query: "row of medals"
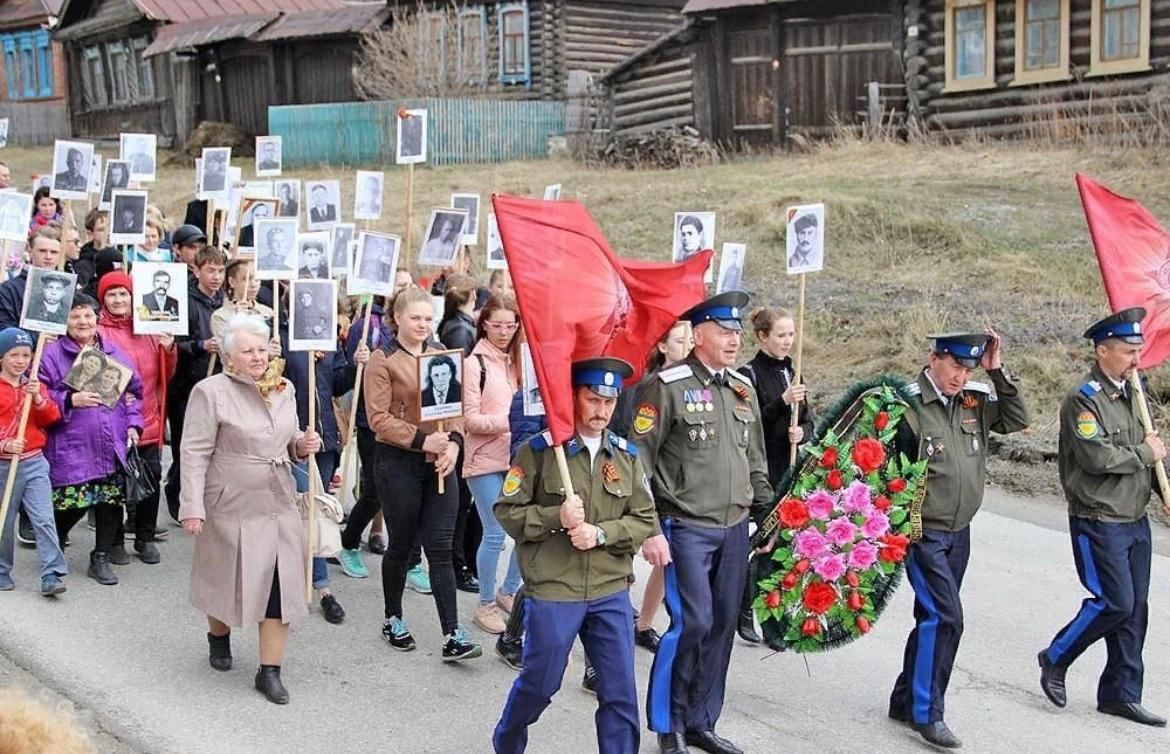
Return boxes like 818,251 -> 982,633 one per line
686,388 -> 715,443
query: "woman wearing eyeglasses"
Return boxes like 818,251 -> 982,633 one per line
462,295 -> 524,635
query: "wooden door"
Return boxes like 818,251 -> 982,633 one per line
220,52 -> 274,136
728,27 -> 780,146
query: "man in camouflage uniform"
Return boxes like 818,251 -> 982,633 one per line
1039,307 -> 1166,727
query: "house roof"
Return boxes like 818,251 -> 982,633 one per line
131,0 -> 346,24
251,2 -> 386,42
0,0 -> 52,30
682,0 -> 771,12
141,13 -> 276,57
601,21 -> 698,82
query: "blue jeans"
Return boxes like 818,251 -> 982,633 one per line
0,454 -> 67,580
293,459 -> 332,591
467,472 -> 522,605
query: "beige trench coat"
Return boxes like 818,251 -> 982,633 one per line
178,372 -> 308,626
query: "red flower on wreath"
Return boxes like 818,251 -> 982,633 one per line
794,559 -> 810,574
852,437 -> 886,474
778,498 -> 810,529
845,570 -> 860,588
887,477 -> 907,493
857,617 -> 871,634
873,495 -> 891,511
874,411 -> 889,431
826,469 -> 844,491
801,618 -> 821,637
879,533 -> 910,563
765,590 -> 781,609
801,582 -> 837,614
781,572 -> 798,590
819,447 -> 839,468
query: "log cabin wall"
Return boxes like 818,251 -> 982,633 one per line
909,0 -> 1170,135
606,36 -> 697,136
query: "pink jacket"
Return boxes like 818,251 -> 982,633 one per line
462,338 -> 519,477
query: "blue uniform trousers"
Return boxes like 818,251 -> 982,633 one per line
890,527 -> 971,725
493,590 -> 638,754
647,518 -> 748,734
1044,516 -> 1151,705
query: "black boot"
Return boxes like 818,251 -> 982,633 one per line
207,632 -> 232,671
736,608 -> 761,644
107,543 -> 131,566
87,551 -> 118,585
134,541 -> 161,565
255,665 -> 289,704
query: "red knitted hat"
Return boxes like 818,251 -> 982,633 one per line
98,270 -> 133,303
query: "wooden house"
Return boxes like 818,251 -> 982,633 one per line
0,0 -> 69,145
52,0 -> 385,144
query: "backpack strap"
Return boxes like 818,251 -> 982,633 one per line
476,353 -> 486,394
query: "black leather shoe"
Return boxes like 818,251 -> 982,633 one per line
255,665 -> 289,705
1038,650 -> 1067,708
686,730 -> 743,754
87,552 -> 118,585
134,541 -> 161,564
455,568 -> 480,593
913,721 -> 962,748
320,594 -> 346,624
636,626 -> 661,653
658,732 -> 690,754
1098,702 -> 1167,727
207,632 -> 232,671
495,636 -> 523,670
107,544 -> 131,566
736,609 -> 761,644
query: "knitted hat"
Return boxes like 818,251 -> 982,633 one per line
0,327 -> 34,357
98,270 -> 133,303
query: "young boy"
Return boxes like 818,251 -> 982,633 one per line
0,328 -> 67,596
164,246 -> 225,522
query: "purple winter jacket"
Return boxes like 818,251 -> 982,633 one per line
40,333 -> 145,488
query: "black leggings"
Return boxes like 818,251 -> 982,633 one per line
265,566 -> 282,620
375,443 -> 459,634
341,426 -> 421,568
56,503 -> 121,554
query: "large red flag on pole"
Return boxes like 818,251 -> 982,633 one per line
492,193 -> 711,445
1076,173 -> 1170,369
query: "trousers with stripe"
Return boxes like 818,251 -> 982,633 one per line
890,527 -> 970,726
1043,516 -> 1151,705
493,590 -> 638,754
647,517 -> 748,734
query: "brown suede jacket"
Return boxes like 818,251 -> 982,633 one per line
363,336 -> 465,455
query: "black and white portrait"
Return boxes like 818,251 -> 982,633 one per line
521,342 -> 544,417
20,268 -> 78,336
132,262 -> 189,335
396,109 -> 428,165
31,175 -> 51,192
306,180 -> 341,230
51,140 -> 94,201
199,147 -> 231,198
672,211 -> 716,262
353,171 -> 384,221
289,279 -> 337,352
66,348 -> 133,409
254,218 -> 298,280
109,190 -> 149,246
451,193 -> 480,245
330,223 -> 355,277
235,197 -> 280,250
786,203 -> 825,275
716,242 -> 746,294
0,192 -> 32,242
349,231 -> 400,296
275,180 -> 300,219
64,347 -> 110,392
418,349 -> 464,422
418,208 -> 468,268
88,153 -> 102,196
119,133 -> 157,183
99,160 -> 131,211
485,212 -> 506,271
0,118 -> 8,149
297,231 -> 331,280
543,184 -> 561,201
255,136 -> 282,177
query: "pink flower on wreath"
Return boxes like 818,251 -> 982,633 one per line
862,510 -> 891,539
813,553 -> 847,582
794,528 -> 830,560
847,540 -> 878,570
825,517 -> 858,546
806,490 -> 836,520
842,480 -> 872,513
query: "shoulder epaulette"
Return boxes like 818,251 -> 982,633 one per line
529,430 -> 553,452
727,367 -> 752,386
903,382 -> 922,397
1080,380 -> 1102,398
658,364 -> 693,383
608,432 -> 638,458
963,381 -> 991,395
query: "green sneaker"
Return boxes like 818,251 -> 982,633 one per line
337,548 -> 369,579
406,565 -> 432,594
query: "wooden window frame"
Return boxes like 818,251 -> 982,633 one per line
81,44 -> 108,109
1089,0 -> 1150,77
458,7 -> 487,87
0,30 -> 53,101
944,0 -> 996,93
1012,0 -> 1070,86
131,36 -> 154,100
498,3 -> 530,86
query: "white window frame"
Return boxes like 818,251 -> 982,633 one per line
944,0 -> 996,93
1088,0 -> 1150,77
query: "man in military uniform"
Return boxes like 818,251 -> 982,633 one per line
493,357 -> 657,754
1038,307 -> 1166,727
633,291 -> 771,754
888,331 -> 1029,748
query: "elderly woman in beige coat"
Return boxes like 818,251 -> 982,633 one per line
179,312 -> 321,705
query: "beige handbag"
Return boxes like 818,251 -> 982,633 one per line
294,466 -> 344,559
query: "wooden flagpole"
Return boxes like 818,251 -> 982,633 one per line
403,164 -> 415,271
789,274 -> 807,466
305,358 -> 319,601
1129,371 -> 1170,514
0,335 -> 48,538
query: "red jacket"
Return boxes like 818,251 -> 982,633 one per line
0,378 -> 60,459
98,312 -> 178,447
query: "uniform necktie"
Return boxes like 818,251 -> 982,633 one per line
712,372 -> 726,387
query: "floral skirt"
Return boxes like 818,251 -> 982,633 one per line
53,473 -> 126,511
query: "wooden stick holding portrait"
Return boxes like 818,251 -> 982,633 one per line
784,203 -> 825,465
306,359 -> 318,601
1129,371 -> 1170,514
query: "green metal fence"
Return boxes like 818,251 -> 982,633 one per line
269,98 -> 565,168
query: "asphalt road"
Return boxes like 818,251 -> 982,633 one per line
1,486 -> 1167,754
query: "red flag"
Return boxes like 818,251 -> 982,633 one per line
1077,174 -> 1170,369
492,193 -> 711,444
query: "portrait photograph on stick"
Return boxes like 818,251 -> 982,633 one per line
396,108 -> 427,165
418,208 -> 468,268
350,231 -> 399,296
235,196 -> 280,251
289,279 -> 337,352
485,212 -> 506,270
418,349 -> 464,422
254,218 -> 298,280
330,223 -> 355,276
119,132 -> 157,182
297,231 -> 331,280
306,180 -> 341,230
275,179 -> 300,218
132,261 -> 189,335
20,267 -> 78,336
255,135 -> 283,177
717,242 -> 747,294
672,211 -> 716,262
64,347 -> 133,409
50,139 -> 94,201
88,153 -> 102,196
0,192 -> 33,242
543,184 -> 561,201
451,192 -> 481,245
199,147 -> 232,199
110,190 -> 149,246
353,171 -> 384,221
786,203 -> 826,275
520,342 -> 544,417
99,160 -> 131,211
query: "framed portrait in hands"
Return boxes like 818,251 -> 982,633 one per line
288,279 -> 337,352
418,349 -> 464,422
